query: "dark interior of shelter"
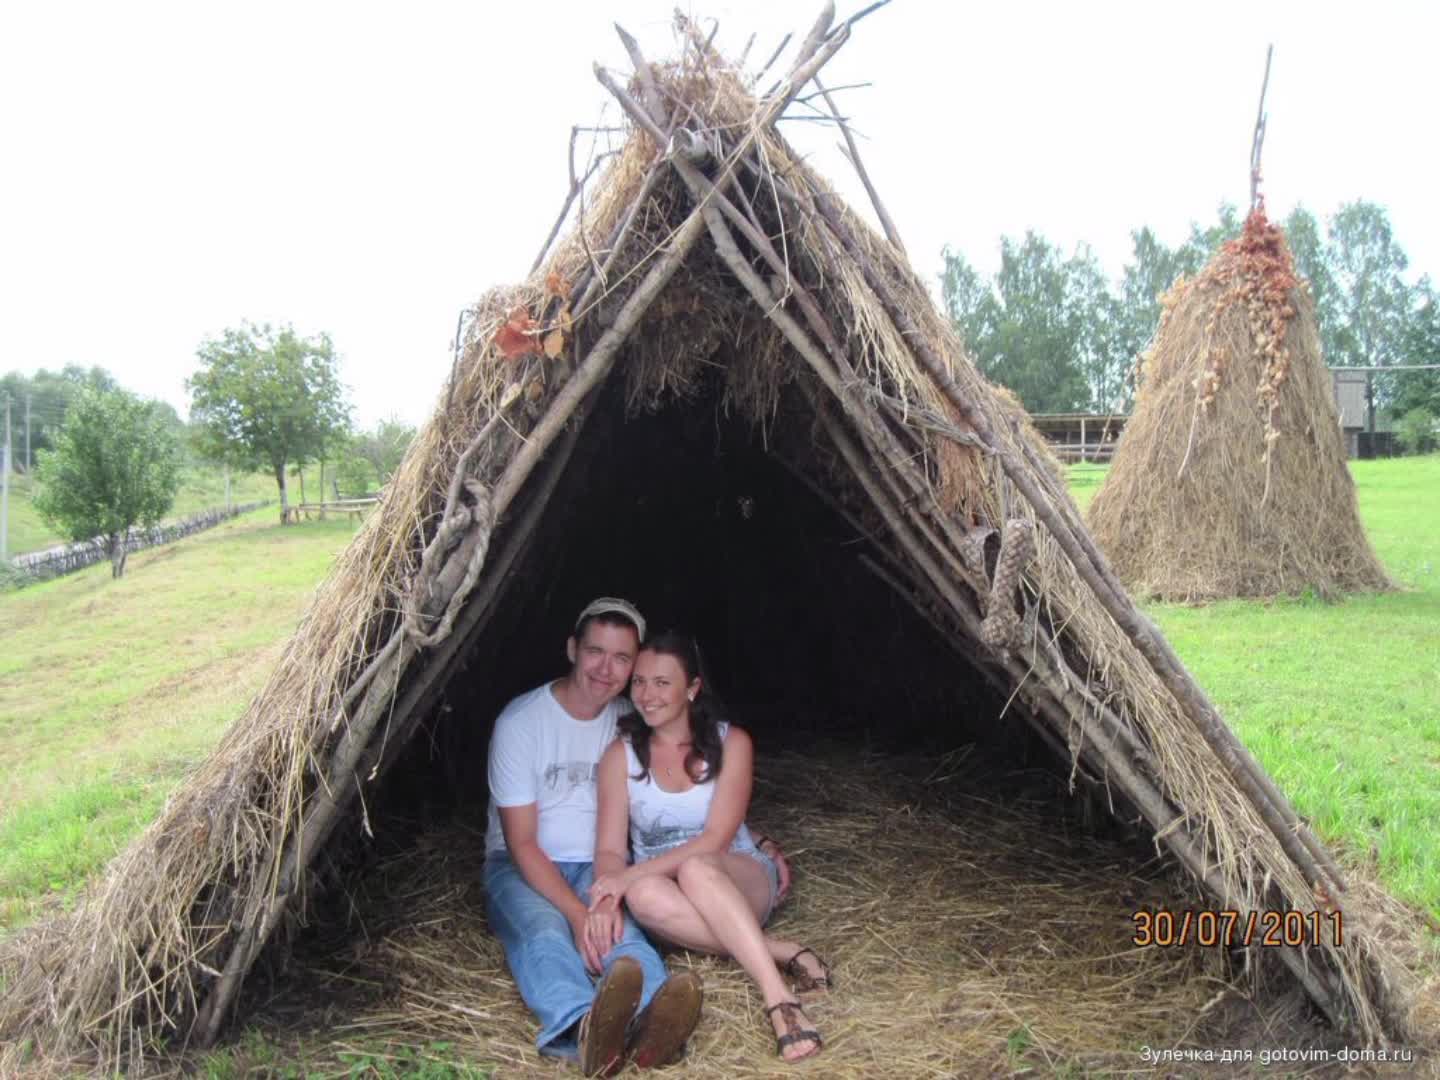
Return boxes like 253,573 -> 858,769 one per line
374,365 -> 1087,831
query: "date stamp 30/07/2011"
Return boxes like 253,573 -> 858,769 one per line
1131,909 -> 1343,948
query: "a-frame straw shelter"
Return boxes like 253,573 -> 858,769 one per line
0,6 -> 1415,1072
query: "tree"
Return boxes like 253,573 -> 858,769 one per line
1067,245 -> 1128,411
1326,201 -> 1414,406
1392,280 -> 1440,426
1282,206 -> 1339,360
32,388 -> 180,578
944,236 -> 1121,413
353,416 -> 416,490
982,233 -> 1093,412
940,246 -> 997,356
1178,202 -> 1242,273
0,365 -> 122,469
188,323 -> 350,524
334,449 -> 375,498
1116,227 -> 1186,384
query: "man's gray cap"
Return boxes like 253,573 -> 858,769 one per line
574,597 -> 646,641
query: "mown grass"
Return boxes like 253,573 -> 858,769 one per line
1068,455 -> 1440,917
0,510 -> 361,927
193,1030 -> 494,1080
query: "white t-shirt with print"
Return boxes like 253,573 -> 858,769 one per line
485,682 -> 627,861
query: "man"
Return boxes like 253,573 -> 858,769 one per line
486,598 -> 790,1075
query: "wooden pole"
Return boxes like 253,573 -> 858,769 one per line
811,193 -> 1347,899
1249,45 -> 1274,212
193,130 -> 717,1054
817,398 -> 1343,1025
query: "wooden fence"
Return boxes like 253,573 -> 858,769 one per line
280,497 -> 378,524
5,502 -> 269,586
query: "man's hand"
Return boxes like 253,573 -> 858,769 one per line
756,834 -> 792,905
584,895 -> 625,966
569,910 -> 605,974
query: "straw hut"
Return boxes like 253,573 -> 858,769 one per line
1088,209 -> 1392,601
0,8 -> 1419,1074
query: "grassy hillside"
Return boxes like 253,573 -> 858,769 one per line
1,457 -> 1436,935
0,510 -> 360,927
2,466 -> 280,557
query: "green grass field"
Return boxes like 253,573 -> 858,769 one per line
1069,456 -> 1440,914
0,457 -> 1436,938
1,463 -> 336,557
0,510 -> 361,927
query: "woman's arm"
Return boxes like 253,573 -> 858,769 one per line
592,727 -> 755,906
593,739 -> 631,881
586,739 -> 632,955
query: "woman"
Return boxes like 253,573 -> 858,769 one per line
588,631 -> 828,1063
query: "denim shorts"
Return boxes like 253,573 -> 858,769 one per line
739,846 -> 781,926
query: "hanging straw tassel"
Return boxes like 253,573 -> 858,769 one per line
980,519 -> 1034,649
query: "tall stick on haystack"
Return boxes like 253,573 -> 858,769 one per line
1249,44 -> 1273,211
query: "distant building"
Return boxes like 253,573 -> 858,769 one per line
1330,370 -> 1367,458
1028,413 -> 1127,463
1032,373 -> 1388,464
1329,370 -> 1398,458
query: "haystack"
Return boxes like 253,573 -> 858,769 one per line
0,7 -> 1417,1073
1088,210 -> 1392,601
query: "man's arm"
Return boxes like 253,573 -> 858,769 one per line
498,803 -> 604,972
754,834 -> 792,904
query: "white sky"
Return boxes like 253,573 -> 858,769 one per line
2,1 -> 1436,428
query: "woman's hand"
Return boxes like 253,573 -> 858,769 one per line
588,869 -> 632,911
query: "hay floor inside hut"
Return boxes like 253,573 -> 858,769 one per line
215,747 -> 1346,1078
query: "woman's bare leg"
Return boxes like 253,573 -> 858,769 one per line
673,854 -> 821,1061
625,862 -> 822,1060
625,858 -> 809,966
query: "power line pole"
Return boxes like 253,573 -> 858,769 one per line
2,396 -> 10,562
25,392 -> 32,472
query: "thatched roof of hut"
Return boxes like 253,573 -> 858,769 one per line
1088,210 -> 1393,601
0,7 -> 1416,1072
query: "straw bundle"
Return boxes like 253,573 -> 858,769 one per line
1089,211 -> 1392,601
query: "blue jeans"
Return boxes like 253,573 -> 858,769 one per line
483,852 -> 669,1059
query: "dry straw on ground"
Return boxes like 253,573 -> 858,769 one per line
203,750 -> 1358,1078
1088,210 -> 1392,602
0,7 -> 1425,1074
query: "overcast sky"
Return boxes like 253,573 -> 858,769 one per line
2,1 -> 1435,428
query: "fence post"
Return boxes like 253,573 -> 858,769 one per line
2,396 -> 11,562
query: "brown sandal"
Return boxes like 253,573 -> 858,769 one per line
782,947 -> 832,993
765,1000 -> 822,1061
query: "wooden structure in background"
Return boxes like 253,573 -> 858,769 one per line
1028,412 -> 1126,463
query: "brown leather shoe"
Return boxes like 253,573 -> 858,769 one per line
626,970 -> 703,1069
579,956 -> 643,1077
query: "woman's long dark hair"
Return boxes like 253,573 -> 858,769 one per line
619,630 -> 725,785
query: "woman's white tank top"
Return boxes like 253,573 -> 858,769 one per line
624,721 -> 758,862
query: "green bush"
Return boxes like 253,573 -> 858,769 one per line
1395,407 -> 1438,455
